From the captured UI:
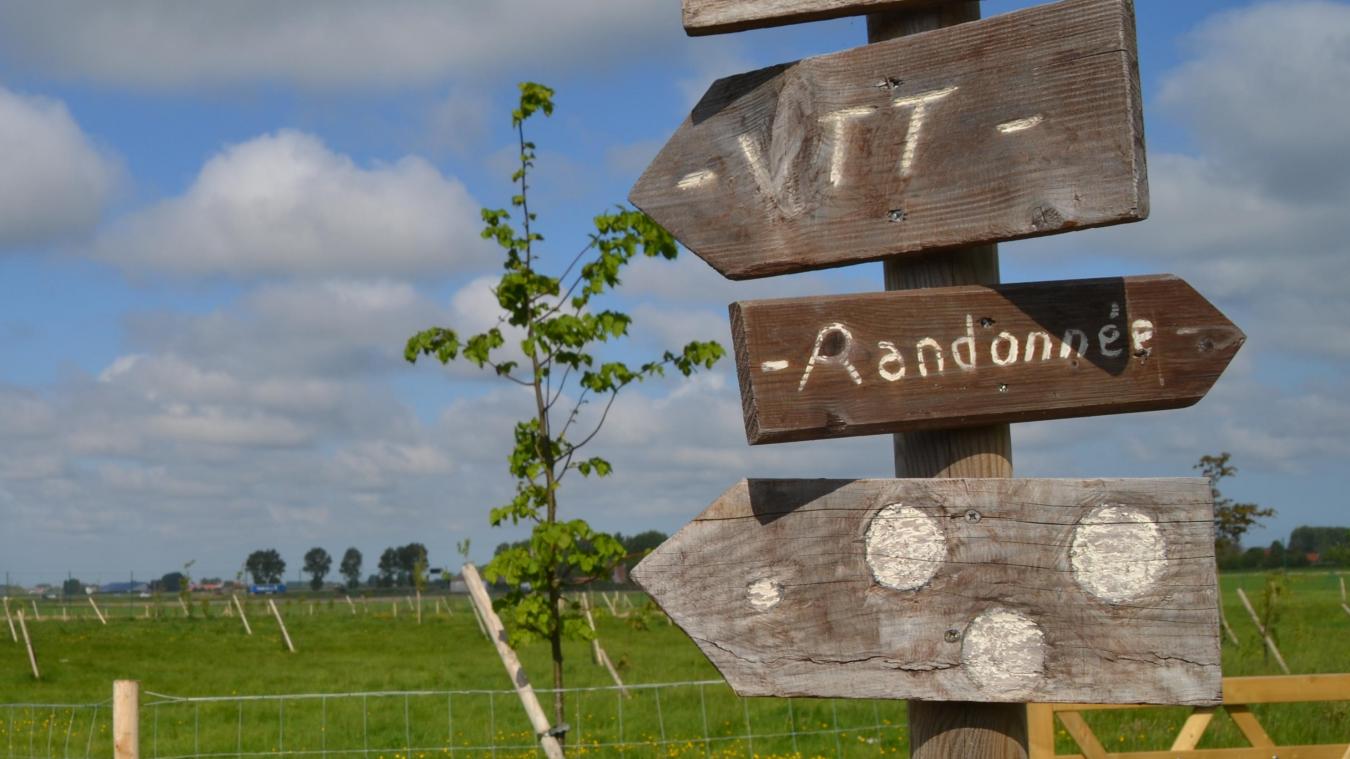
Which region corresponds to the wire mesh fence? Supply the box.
[0,702,109,759]
[123,681,904,759]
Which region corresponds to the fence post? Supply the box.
[462,563,565,759]
[114,680,139,759]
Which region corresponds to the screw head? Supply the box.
[964,510,982,523]
[944,628,962,643]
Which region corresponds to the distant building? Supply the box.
[99,581,150,595]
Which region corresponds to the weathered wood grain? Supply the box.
[631,0,1147,280]
[684,0,943,35]
[731,274,1244,444]
[632,478,1222,705]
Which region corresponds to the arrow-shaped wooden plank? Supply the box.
[631,0,1146,280]
[633,478,1222,705]
[731,274,1244,444]
[684,0,939,36]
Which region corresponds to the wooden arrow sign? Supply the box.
[731,274,1244,444]
[633,478,1222,705]
[684,0,938,36]
[631,0,1147,280]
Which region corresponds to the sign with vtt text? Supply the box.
[631,0,1147,279]
[731,275,1243,444]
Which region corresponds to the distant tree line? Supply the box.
[237,543,435,590]
[1198,452,1350,569]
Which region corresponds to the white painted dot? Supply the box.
[961,609,1046,698]
[747,578,782,611]
[1071,504,1165,604]
[865,503,945,591]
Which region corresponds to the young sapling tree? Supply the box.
[406,82,723,729]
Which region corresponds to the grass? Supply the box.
[0,573,1346,758]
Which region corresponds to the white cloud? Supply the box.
[1016,1,1350,364]
[0,86,118,249]
[426,88,493,155]
[93,131,491,279]
[1159,0,1350,201]
[0,1,678,90]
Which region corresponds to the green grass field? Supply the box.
[0,573,1346,758]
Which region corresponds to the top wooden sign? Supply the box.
[684,0,944,36]
[631,0,1147,280]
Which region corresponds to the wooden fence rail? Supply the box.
[1028,674,1350,759]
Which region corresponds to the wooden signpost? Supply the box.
[628,0,1239,757]
[732,274,1243,443]
[634,478,1221,704]
[684,0,939,35]
[631,0,1147,280]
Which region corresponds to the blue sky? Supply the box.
[1,0,1347,586]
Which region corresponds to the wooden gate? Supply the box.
[1028,673,1350,759]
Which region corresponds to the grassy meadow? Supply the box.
[0,573,1346,758]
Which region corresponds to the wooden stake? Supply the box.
[88,595,108,625]
[392,601,398,619]
[177,596,189,616]
[868,5,1025,756]
[416,590,422,625]
[16,610,39,679]
[267,598,295,653]
[601,592,618,616]
[113,680,139,759]
[1340,575,1346,603]
[468,594,489,640]
[580,595,629,696]
[62,606,68,621]
[232,594,252,635]
[30,599,40,620]
[3,597,16,642]
[1235,587,1291,675]
[462,563,564,759]
[1219,605,1240,646]
[345,595,357,615]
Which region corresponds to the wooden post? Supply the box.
[462,564,565,759]
[467,594,489,640]
[1219,605,1240,646]
[3,597,16,642]
[1340,575,1346,603]
[89,595,108,625]
[232,594,252,635]
[580,594,629,696]
[30,599,41,620]
[345,595,357,615]
[16,610,39,679]
[866,6,1025,756]
[267,598,295,653]
[113,680,139,759]
[1235,587,1291,675]
[416,590,422,625]
[177,596,189,616]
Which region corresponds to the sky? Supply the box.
[1,0,1348,587]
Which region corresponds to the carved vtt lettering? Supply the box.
[890,86,957,178]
